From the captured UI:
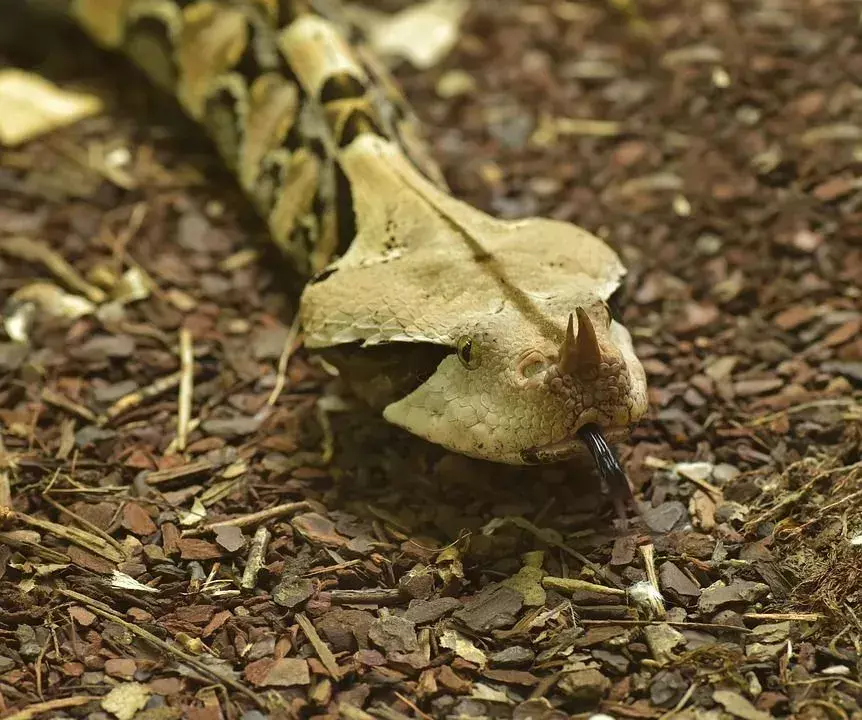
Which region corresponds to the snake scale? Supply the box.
[15,0,649,481]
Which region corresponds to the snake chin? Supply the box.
[519,424,630,465]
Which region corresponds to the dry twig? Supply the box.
[57,588,266,709]
[176,326,194,451]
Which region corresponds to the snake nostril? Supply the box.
[521,361,544,379]
[516,351,550,380]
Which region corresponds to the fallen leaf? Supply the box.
[482,669,538,686]
[501,565,546,607]
[202,610,232,638]
[812,176,858,202]
[345,0,468,70]
[821,318,862,348]
[436,664,472,693]
[1,236,106,302]
[643,623,686,665]
[113,266,153,304]
[713,689,772,720]
[773,305,819,330]
[439,629,487,668]
[292,512,350,548]
[110,570,160,594]
[101,682,150,720]
[471,682,514,703]
[272,577,314,609]
[179,497,208,527]
[174,605,217,624]
[0,68,104,146]
[4,282,95,341]
[733,378,784,397]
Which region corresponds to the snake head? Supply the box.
[301,134,649,466]
[381,298,647,465]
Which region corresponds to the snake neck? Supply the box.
[60,0,446,277]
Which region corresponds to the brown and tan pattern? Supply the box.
[2,1,862,717]
[42,0,649,467]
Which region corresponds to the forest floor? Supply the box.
[1,1,861,719]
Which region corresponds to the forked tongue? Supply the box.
[577,423,635,524]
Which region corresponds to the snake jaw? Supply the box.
[519,307,641,516]
[518,419,629,464]
[521,423,636,522]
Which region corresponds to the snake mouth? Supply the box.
[520,435,584,464]
[520,423,627,466]
[521,423,635,519]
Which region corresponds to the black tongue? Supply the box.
[576,423,634,522]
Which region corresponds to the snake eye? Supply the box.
[456,335,479,369]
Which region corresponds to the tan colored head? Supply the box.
[380,299,647,465]
[300,134,648,465]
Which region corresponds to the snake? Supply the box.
[13,0,649,495]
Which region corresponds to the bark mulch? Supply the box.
[0,1,861,719]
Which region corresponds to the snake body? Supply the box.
[19,0,649,466]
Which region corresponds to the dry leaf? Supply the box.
[262,658,311,687]
[4,282,95,342]
[113,266,154,304]
[531,114,623,148]
[345,0,468,69]
[0,236,106,303]
[110,570,160,594]
[179,497,208,527]
[471,683,513,704]
[713,689,773,720]
[175,632,207,654]
[690,489,717,530]
[101,682,151,720]
[0,69,104,147]
[439,629,487,667]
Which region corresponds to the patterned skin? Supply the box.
[41,0,648,466]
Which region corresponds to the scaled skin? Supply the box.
[60,0,646,465]
[301,135,649,464]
